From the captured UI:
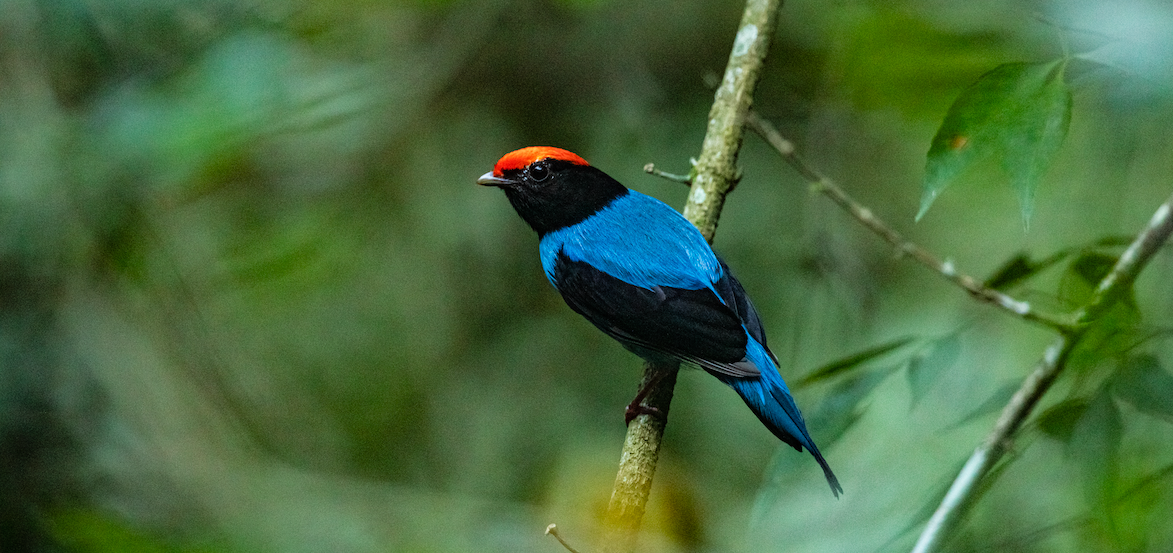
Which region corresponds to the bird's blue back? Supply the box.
[539,190,722,292]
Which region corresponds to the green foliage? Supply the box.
[795,336,915,387]
[907,333,962,407]
[1069,387,1123,498]
[1112,354,1173,421]
[1062,251,1145,374]
[48,509,225,553]
[919,60,1073,226]
[943,382,1020,430]
[837,12,1011,115]
[1038,399,1090,441]
[807,368,895,446]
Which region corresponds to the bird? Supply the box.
[477,146,842,497]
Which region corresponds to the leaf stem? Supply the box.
[746,111,1077,333]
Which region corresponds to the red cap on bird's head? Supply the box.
[490,146,589,177]
[478,145,627,234]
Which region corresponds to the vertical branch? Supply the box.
[599,1,782,552]
[600,364,678,551]
[683,0,782,242]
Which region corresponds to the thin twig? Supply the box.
[546,524,585,553]
[600,1,782,552]
[911,191,1173,553]
[643,163,692,184]
[745,111,1076,333]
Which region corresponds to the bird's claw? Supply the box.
[625,403,664,425]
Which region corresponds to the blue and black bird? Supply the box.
[478,146,842,497]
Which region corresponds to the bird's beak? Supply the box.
[476,171,515,187]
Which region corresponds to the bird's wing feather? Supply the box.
[552,253,759,378]
[711,259,779,366]
[540,191,722,291]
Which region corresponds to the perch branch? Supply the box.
[600,1,782,551]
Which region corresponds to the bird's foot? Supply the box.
[624,402,664,426]
[623,368,671,426]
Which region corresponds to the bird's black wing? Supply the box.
[712,257,779,366]
[551,252,759,378]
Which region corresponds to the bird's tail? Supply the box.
[715,341,843,498]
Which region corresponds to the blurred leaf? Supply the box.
[1117,462,1173,502]
[919,60,1073,225]
[1072,251,1119,289]
[942,381,1020,431]
[879,453,1016,553]
[1061,252,1143,371]
[1068,388,1123,500]
[983,253,1036,290]
[983,236,1136,292]
[49,508,222,553]
[1059,251,1118,306]
[796,336,915,388]
[1112,354,1173,421]
[839,12,1012,116]
[808,367,896,446]
[984,249,1070,290]
[1038,399,1089,441]
[907,334,962,407]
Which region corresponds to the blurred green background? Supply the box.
[2,0,1172,552]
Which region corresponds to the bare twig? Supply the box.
[600,1,782,552]
[643,163,692,184]
[546,524,585,553]
[911,191,1173,553]
[746,111,1076,333]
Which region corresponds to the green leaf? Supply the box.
[808,368,895,446]
[983,253,1036,290]
[1061,251,1142,371]
[1037,399,1089,441]
[1069,388,1123,500]
[1112,354,1173,421]
[907,334,962,407]
[919,60,1073,226]
[49,507,223,553]
[983,249,1072,290]
[1059,251,1117,305]
[942,381,1019,431]
[796,336,915,388]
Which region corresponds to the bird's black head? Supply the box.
[477,146,628,236]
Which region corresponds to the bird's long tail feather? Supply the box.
[716,342,843,498]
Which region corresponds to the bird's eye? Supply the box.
[529,162,550,182]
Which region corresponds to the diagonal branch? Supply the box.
[599,1,782,552]
[911,190,1173,553]
[745,111,1076,333]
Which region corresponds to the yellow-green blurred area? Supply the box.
[3,0,1173,552]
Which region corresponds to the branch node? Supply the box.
[940,258,956,277]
